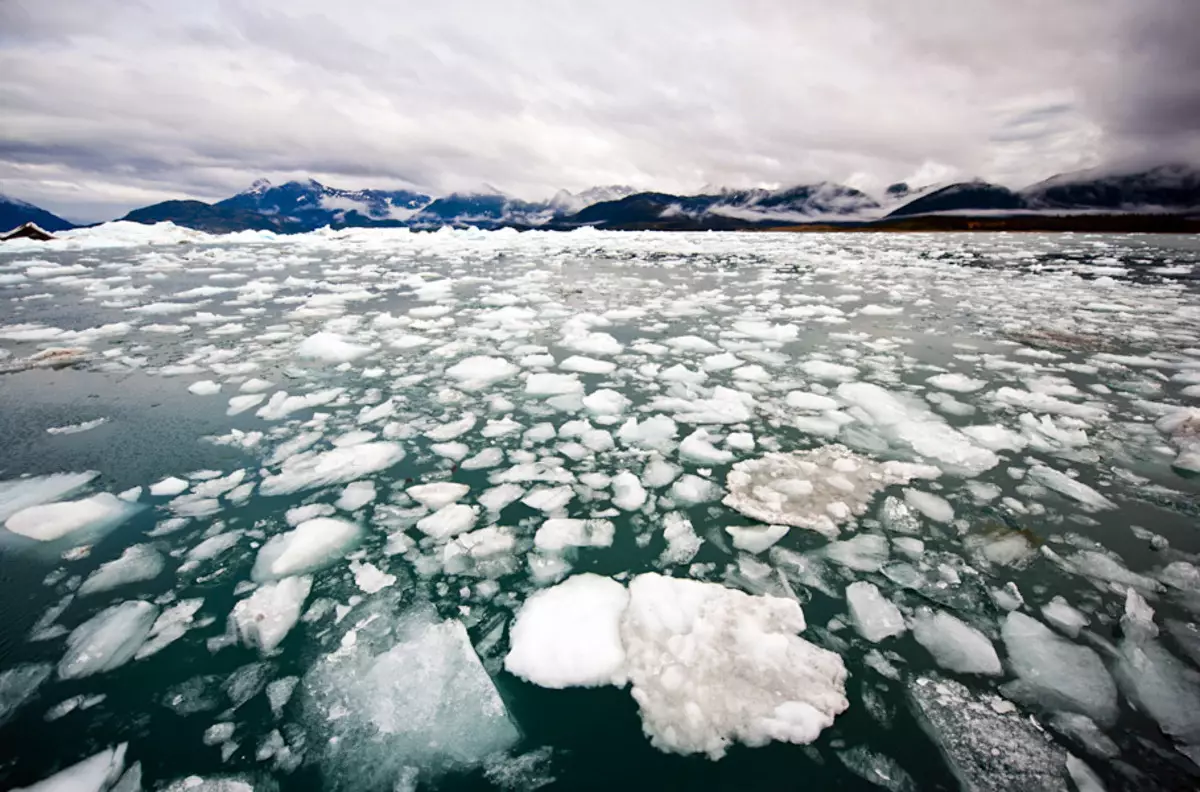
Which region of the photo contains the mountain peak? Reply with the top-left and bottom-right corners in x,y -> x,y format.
246,178 -> 273,194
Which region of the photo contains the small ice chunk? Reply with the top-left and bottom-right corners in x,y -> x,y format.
679,429 -> 735,465
430,441 -> 469,461
266,676 -> 299,719
786,391 -> 840,411
582,388 -> 630,416
260,442 -> 404,496
78,544 -> 164,596
251,518 -> 362,581
1041,596 -> 1089,638
522,486 -> 575,513
226,393 -> 266,416
726,524 -> 789,554
415,504 -> 478,540
659,512 -> 702,565
444,356 -> 519,390
801,360 -> 858,382
406,482 -> 470,509
670,474 -> 721,504
135,598 -> 204,659
505,574 -> 630,688
825,533 -> 890,573
525,372 -> 583,396
425,412 -> 476,441
617,415 -> 678,450
726,432 -> 755,451
903,489 -> 954,523
560,355 -> 617,374
611,472 -> 647,511
1026,466 -> 1115,510
844,581 -> 906,642
911,609 -> 1002,675
350,561 -> 396,594
335,480 -> 376,512
461,448 -> 504,470
0,663 -> 52,726
927,373 -> 986,393
296,331 -> 371,363
58,601 -> 158,679
477,484 -> 525,514
642,458 -> 682,488
188,379 -> 221,396
232,576 -> 312,655
534,518 -> 614,552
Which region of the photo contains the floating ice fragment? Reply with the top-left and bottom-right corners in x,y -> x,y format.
0,663 -> 52,726
726,523 -> 789,553
0,471 -> 98,522
1154,407 -> 1200,474
534,518 -> 614,552
679,428 -> 734,465
659,512 -> 702,565
407,482 -> 470,509
415,504 -> 478,540
188,379 -> 221,396
927,373 -> 986,393
911,609 -> 1002,675
723,445 -> 940,537
11,743 -> 128,792
903,489 -> 954,523
5,493 -> 140,543
78,544 -> 164,595
350,561 -> 396,594
617,415 -> 678,450
505,574 -> 629,688
525,372 -> 583,396
425,413 -> 476,441
845,581 -> 906,642
582,388 -> 630,416
296,331 -> 371,363
444,356 -> 519,390
1026,466 -> 1115,510
251,518 -> 362,581
260,442 -> 404,496
225,394 -> 264,416
232,576 -> 312,655
801,359 -> 858,382
670,474 -> 721,504
59,601 -> 158,679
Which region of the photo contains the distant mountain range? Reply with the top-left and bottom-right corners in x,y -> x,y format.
0,194 -> 76,233
3,164 -> 1199,235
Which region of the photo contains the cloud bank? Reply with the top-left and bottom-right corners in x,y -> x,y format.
2,0 -> 1198,221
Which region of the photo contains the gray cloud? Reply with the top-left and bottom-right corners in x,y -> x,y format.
1,0 -> 1197,222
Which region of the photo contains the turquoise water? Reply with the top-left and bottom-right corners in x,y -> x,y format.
1,226 -> 1199,791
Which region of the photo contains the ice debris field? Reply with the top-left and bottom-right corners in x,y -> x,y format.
0,222 -> 1199,790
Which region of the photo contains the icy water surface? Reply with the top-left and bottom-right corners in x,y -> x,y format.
1,225 -> 1199,791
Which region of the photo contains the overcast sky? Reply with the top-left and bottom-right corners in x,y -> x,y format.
2,0 -> 1198,222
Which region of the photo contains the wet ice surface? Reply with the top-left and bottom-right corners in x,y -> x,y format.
0,225 -> 1199,790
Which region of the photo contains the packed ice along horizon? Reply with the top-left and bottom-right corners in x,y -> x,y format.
0,221 -> 1199,790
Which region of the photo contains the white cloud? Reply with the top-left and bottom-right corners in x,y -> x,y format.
0,0 -> 1195,221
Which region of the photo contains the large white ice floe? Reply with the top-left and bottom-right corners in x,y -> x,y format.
58,601 -> 158,679
909,676 -> 1071,792
251,517 -> 362,581
722,445 -> 940,537
1000,612 -> 1117,726
303,602 -> 519,786
4,493 -> 141,544
231,575 -> 312,655
1154,407 -> 1200,474
0,471 -> 98,522
505,573 -> 629,688
911,609 -> 1002,676
835,382 -> 999,476
504,573 -> 848,759
11,742 -> 131,792
259,442 -> 404,496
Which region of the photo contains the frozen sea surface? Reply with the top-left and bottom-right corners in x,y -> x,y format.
1,224 -> 1199,790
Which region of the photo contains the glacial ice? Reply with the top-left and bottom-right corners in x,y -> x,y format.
505,574 -> 630,688
1000,611 -> 1117,726
58,601 -> 158,679
845,581 -> 906,642
231,576 -> 312,655
1026,465 -> 1115,510
251,517 -> 362,581
5,493 -> 141,543
11,743 -> 128,792
259,442 -> 404,496
911,609 -> 1002,676
0,663 -> 52,726
0,471 -> 98,522
723,445 -> 940,537
611,472 -> 648,511
406,482 -> 470,509
416,503 -> 478,539
78,544 -> 165,595
296,331 -> 371,363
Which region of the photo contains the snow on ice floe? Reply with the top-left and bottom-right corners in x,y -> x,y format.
505,573 -> 848,758
505,573 -> 629,688
909,676 -> 1072,792
722,445 -> 940,537
251,518 -> 362,581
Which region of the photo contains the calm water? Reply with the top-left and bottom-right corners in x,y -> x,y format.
1,226 -> 1199,791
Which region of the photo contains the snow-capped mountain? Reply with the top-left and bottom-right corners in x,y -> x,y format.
549,186 -> 637,215
0,194 -> 75,232
216,179 -> 431,230
1022,164 -> 1200,211
886,180 -> 1025,217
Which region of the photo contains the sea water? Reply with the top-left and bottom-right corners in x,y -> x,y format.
0,224 -> 1198,790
